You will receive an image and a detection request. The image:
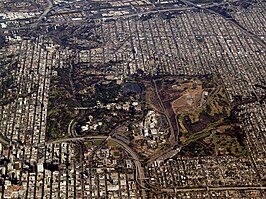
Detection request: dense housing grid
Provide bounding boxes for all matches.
[0,0,265,198]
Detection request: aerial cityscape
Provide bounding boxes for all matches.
[0,0,265,198]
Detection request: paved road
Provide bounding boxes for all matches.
[0,136,9,146]
[47,136,107,144]
[67,119,76,137]
[46,0,235,21]
[4,1,234,32]
[153,79,178,145]
[48,135,147,197]
[160,185,266,193]
[30,0,53,28]
[38,0,53,22]
[68,51,77,95]
[179,0,266,48]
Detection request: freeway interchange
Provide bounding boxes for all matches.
[0,0,266,198]
[49,119,148,198]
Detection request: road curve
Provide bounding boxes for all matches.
[38,0,53,22]
[47,135,148,197]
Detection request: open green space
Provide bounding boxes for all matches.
[175,75,246,157]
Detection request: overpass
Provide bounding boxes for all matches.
[47,135,148,197]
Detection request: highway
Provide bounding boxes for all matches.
[179,0,266,48]
[48,135,148,197]
[46,0,235,21]
[0,136,9,146]
[2,5,195,32]
[30,0,53,28]
[38,0,53,22]
[67,119,77,137]
[160,185,266,193]
[47,135,107,144]
[153,79,178,145]
[4,1,236,32]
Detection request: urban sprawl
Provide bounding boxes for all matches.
[0,0,265,198]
